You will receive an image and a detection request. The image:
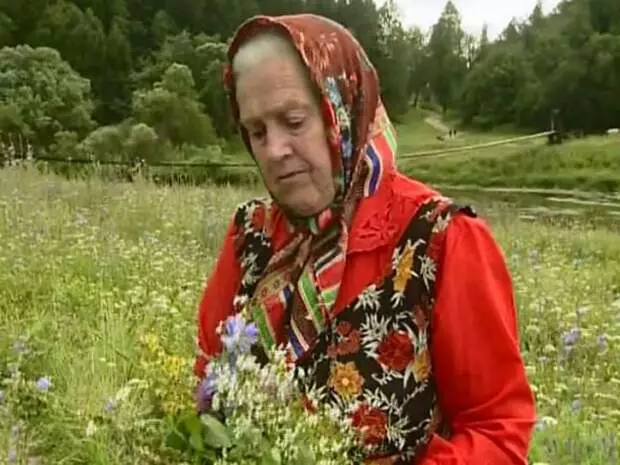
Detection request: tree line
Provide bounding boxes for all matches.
[0,0,618,167]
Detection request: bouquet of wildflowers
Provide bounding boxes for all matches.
[165,310,364,465]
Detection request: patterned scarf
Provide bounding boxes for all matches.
[224,14,398,361]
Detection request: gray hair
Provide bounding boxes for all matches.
[231,30,308,84]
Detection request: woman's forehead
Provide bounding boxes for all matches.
[239,97,313,126]
[236,58,318,124]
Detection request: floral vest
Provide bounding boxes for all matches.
[232,196,476,465]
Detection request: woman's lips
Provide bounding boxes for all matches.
[278,169,306,181]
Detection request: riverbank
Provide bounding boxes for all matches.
[397,118,620,193]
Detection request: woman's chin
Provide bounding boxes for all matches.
[278,190,333,218]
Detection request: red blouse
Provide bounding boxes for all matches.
[194,172,536,465]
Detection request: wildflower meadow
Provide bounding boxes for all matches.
[1,167,619,464]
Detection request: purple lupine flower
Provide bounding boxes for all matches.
[35,376,51,392]
[571,399,582,412]
[7,449,17,464]
[221,314,259,355]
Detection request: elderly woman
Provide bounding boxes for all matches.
[194,13,536,465]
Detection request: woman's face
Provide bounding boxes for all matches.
[235,55,336,218]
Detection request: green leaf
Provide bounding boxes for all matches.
[164,426,189,452]
[201,413,233,448]
[202,448,218,463]
[190,429,205,452]
[183,413,204,437]
[261,447,282,465]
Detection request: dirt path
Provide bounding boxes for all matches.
[424,115,450,133]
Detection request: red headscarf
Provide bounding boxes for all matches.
[223,14,399,360]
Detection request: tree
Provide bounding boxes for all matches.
[133,32,233,137]
[428,1,467,113]
[131,63,217,148]
[30,1,107,79]
[98,16,133,122]
[406,27,429,108]
[0,45,95,145]
[374,0,412,120]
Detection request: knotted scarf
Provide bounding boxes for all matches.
[224,14,398,361]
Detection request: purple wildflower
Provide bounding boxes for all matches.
[597,334,608,350]
[35,376,52,392]
[196,372,217,412]
[561,327,581,347]
[221,314,259,355]
[571,399,582,412]
[7,449,17,464]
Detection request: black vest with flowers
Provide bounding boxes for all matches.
[232,196,476,465]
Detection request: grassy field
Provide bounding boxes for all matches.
[391,110,620,193]
[1,168,619,464]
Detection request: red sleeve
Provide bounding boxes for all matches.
[193,216,242,380]
[420,214,536,465]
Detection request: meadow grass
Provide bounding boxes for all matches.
[1,168,619,464]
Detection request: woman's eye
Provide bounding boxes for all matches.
[288,119,304,130]
[249,128,265,140]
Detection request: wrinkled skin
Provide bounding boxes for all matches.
[235,56,336,218]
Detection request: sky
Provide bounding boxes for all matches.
[387,0,563,40]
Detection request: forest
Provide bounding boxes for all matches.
[1,0,619,166]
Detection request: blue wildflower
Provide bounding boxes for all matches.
[571,399,582,412]
[35,376,52,392]
[535,416,558,431]
[597,334,608,350]
[104,398,116,414]
[221,314,259,356]
[561,327,581,347]
[7,449,17,464]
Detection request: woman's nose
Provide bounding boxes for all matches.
[263,126,292,161]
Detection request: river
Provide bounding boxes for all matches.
[438,185,620,230]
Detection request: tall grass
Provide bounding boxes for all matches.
[0,168,618,464]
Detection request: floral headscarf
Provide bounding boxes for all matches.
[224,14,398,361]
